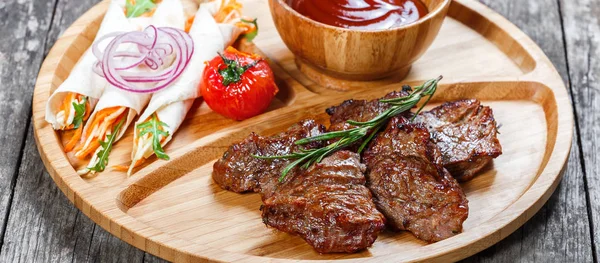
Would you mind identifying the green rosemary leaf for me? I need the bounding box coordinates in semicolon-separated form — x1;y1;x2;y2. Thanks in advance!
357;123;385;154
294;129;353;145
279;156;310;182
252;153;303;160
255;76;443;181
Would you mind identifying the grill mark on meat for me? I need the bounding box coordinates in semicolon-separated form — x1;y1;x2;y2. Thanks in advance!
212;120;386;253
415;99;502;182
326;90;469;241
326;90;411;149
363;117;469;242
212;120;325;193
262;151;386;253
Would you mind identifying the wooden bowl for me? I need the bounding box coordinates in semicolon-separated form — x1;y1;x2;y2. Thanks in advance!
268;0;451;81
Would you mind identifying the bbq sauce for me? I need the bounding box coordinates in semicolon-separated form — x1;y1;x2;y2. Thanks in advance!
287;0;429;30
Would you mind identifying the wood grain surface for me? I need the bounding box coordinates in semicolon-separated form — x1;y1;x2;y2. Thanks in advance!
0;0;596;263
29;0;574;261
559;0;600;261
268;0;448;81
464;1;595;262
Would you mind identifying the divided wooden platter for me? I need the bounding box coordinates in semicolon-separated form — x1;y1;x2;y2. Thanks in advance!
32;0;573;262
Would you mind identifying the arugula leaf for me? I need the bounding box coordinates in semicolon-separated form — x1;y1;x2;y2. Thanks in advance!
72;97;88;129
136;114;170;160
240;18;259;42
125;0;156;18
89;118;125;173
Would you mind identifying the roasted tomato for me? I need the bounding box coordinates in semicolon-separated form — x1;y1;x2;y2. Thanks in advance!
200;47;278;121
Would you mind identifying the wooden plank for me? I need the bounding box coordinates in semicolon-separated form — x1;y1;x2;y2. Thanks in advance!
559;0;600;260
0;0;59;248
463;0;594;262
0;0;589;262
0;126;148;262
0;0;164;262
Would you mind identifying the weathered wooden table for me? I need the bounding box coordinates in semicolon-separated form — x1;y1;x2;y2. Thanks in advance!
0;0;596;262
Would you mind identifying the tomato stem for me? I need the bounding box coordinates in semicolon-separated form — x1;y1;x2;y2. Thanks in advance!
217;52;261;86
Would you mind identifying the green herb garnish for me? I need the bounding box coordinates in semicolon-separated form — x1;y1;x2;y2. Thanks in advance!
125;0;156;18
253;76;442;182
240;18;259;42
89;118;125;173
72;96;88;129
136;113;170;160
218;52;261;86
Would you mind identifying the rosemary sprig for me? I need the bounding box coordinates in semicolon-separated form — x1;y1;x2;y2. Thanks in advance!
136;113;170;160
254;76;443;181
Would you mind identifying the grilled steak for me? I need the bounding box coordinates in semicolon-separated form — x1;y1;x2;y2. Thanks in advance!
325;90;411;151
262;151;386;253
363;117;469;242
415;99;502;182
213;120;386;253
326;90;410;135
212;119;326;193
326;89;411;131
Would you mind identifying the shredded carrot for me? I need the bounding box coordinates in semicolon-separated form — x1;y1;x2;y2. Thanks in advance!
84;107;118;139
61;93;74;122
123;129;170;174
76;107;126;160
73;143;84;153
113;159;145;172
76;140;100;159
214;0;243;24
112;114;126;129
65;126;83;152
113;165;129;172
83;99;91;121
185;15;195;33
142;8;156;18
235;20;257;34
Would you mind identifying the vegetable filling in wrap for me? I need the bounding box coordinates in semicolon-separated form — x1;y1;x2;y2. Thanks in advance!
127;0;256;175
45;0;132;132
75;0;186;175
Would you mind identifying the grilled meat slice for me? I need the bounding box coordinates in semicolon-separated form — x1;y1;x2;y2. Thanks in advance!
213;121;386;253
261;151;386;253
326;90;410;134
415;99;502;182
212;119;325;193
363;117;469;242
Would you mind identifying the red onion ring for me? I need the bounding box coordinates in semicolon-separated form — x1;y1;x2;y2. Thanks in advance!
92;25;194;93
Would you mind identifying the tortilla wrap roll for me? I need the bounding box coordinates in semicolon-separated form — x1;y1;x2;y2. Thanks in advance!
45;0;132;132
128;0;254;174
75;0;186;175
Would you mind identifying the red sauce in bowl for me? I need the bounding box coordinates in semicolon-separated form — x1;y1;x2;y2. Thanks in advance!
287;0;429;30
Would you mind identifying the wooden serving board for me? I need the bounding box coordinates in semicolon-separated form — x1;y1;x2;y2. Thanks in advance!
32;0;573;262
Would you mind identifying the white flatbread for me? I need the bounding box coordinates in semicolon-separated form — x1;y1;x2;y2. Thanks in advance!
45;0;130;129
